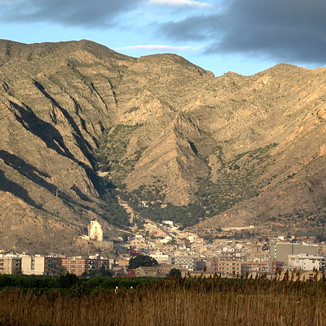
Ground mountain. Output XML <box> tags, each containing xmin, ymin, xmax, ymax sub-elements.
<box><xmin>0</xmin><ymin>39</ymin><xmax>325</xmax><ymax>252</ymax></box>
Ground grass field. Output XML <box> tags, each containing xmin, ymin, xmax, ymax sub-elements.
<box><xmin>0</xmin><ymin>275</ymin><xmax>325</xmax><ymax>326</ymax></box>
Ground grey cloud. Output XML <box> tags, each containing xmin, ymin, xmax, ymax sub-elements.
<box><xmin>0</xmin><ymin>0</ymin><xmax>144</xmax><ymax>27</ymax></box>
<box><xmin>160</xmin><ymin>15</ymin><xmax>220</xmax><ymax>41</ymax></box>
<box><xmin>160</xmin><ymin>0</ymin><xmax>326</xmax><ymax>64</ymax></box>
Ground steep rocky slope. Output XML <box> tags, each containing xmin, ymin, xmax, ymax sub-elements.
<box><xmin>0</xmin><ymin>39</ymin><xmax>325</xmax><ymax>252</ymax></box>
<box><xmin>0</xmin><ymin>40</ymin><xmax>134</xmax><ymax>253</ymax></box>
<box><xmin>192</xmin><ymin>65</ymin><xmax>326</xmax><ymax>235</ymax></box>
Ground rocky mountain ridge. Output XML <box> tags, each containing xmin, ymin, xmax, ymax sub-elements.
<box><xmin>0</xmin><ymin>39</ymin><xmax>325</xmax><ymax>253</ymax></box>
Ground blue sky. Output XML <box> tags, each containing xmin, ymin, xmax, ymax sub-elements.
<box><xmin>0</xmin><ymin>0</ymin><xmax>325</xmax><ymax>76</ymax></box>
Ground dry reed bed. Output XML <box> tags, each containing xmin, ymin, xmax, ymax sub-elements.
<box><xmin>0</xmin><ymin>279</ymin><xmax>325</xmax><ymax>326</ymax></box>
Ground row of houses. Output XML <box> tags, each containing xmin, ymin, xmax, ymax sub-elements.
<box><xmin>146</xmin><ymin>241</ymin><xmax>326</xmax><ymax>276</ymax></box>
<box><xmin>0</xmin><ymin>253</ymin><xmax>202</xmax><ymax>277</ymax></box>
<box><xmin>209</xmin><ymin>258</ymin><xmax>284</xmax><ymax>275</ymax></box>
<box><xmin>1</xmin><ymin>240</ymin><xmax>325</xmax><ymax>277</ymax></box>
<box><xmin>0</xmin><ymin>255</ymin><xmax>113</xmax><ymax>276</ymax></box>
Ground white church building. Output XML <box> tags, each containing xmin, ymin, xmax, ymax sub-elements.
<box><xmin>88</xmin><ymin>219</ymin><xmax>103</xmax><ymax>242</ymax></box>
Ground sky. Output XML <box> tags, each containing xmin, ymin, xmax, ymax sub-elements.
<box><xmin>0</xmin><ymin>0</ymin><xmax>325</xmax><ymax>76</ymax></box>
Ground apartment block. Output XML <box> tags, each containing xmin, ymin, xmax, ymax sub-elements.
<box><xmin>61</xmin><ymin>257</ymin><xmax>111</xmax><ymax>276</ymax></box>
<box><xmin>241</xmin><ymin>261</ymin><xmax>269</xmax><ymax>274</ymax></box>
<box><xmin>288</xmin><ymin>254</ymin><xmax>326</xmax><ymax>271</ymax></box>
<box><xmin>62</xmin><ymin>257</ymin><xmax>88</xmax><ymax>276</ymax></box>
<box><xmin>219</xmin><ymin>249</ymin><xmax>242</xmax><ymax>261</ymax></box>
<box><xmin>172</xmin><ymin>256</ymin><xmax>198</xmax><ymax>271</ymax></box>
<box><xmin>21</xmin><ymin>255</ymin><xmax>45</xmax><ymax>275</ymax></box>
<box><xmin>44</xmin><ymin>257</ymin><xmax>63</xmax><ymax>275</ymax></box>
<box><xmin>86</xmin><ymin>257</ymin><xmax>111</xmax><ymax>273</ymax></box>
<box><xmin>0</xmin><ymin>256</ymin><xmax>22</xmax><ymax>274</ymax></box>
<box><xmin>269</xmin><ymin>242</ymin><xmax>318</xmax><ymax>264</ymax></box>
<box><xmin>216</xmin><ymin>260</ymin><xmax>242</xmax><ymax>275</ymax></box>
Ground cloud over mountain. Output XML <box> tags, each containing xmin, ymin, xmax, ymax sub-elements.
<box><xmin>159</xmin><ymin>0</ymin><xmax>326</xmax><ymax>64</ymax></box>
<box><xmin>0</xmin><ymin>0</ymin><xmax>144</xmax><ymax>27</ymax></box>
<box><xmin>117</xmin><ymin>44</ymin><xmax>200</xmax><ymax>52</ymax></box>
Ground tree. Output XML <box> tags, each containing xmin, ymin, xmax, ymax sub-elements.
<box><xmin>89</xmin><ymin>265</ymin><xmax>113</xmax><ymax>277</ymax></box>
<box><xmin>56</xmin><ymin>265</ymin><xmax>67</xmax><ymax>276</ymax></box>
<box><xmin>128</xmin><ymin>254</ymin><xmax>158</xmax><ymax>270</ymax></box>
<box><xmin>58</xmin><ymin>272</ymin><xmax>78</xmax><ymax>288</ymax></box>
<box><xmin>168</xmin><ymin>268</ymin><xmax>182</xmax><ymax>278</ymax></box>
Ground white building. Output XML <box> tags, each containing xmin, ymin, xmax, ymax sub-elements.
<box><xmin>288</xmin><ymin>253</ymin><xmax>325</xmax><ymax>271</ymax></box>
<box><xmin>150</xmin><ymin>252</ymin><xmax>171</xmax><ymax>264</ymax></box>
<box><xmin>88</xmin><ymin>219</ymin><xmax>103</xmax><ymax>241</ymax></box>
<box><xmin>0</xmin><ymin>255</ymin><xmax>22</xmax><ymax>274</ymax></box>
<box><xmin>20</xmin><ymin>255</ymin><xmax>45</xmax><ymax>275</ymax></box>
<box><xmin>172</xmin><ymin>256</ymin><xmax>198</xmax><ymax>271</ymax></box>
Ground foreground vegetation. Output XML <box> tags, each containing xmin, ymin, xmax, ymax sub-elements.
<box><xmin>0</xmin><ymin>275</ymin><xmax>325</xmax><ymax>326</ymax></box>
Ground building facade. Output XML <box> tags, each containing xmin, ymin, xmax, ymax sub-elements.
<box><xmin>0</xmin><ymin>256</ymin><xmax>22</xmax><ymax>274</ymax></box>
<box><xmin>44</xmin><ymin>257</ymin><xmax>63</xmax><ymax>275</ymax></box>
<box><xmin>88</xmin><ymin>219</ymin><xmax>103</xmax><ymax>241</ymax></box>
<box><xmin>150</xmin><ymin>252</ymin><xmax>171</xmax><ymax>264</ymax></box>
<box><xmin>172</xmin><ymin>256</ymin><xmax>199</xmax><ymax>271</ymax></box>
<box><xmin>61</xmin><ymin>257</ymin><xmax>111</xmax><ymax>276</ymax></box>
<box><xmin>216</xmin><ymin>260</ymin><xmax>242</xmax><ymax>275</ymax></box>
<box><xmin>21</xmin><ymin>255</ymin><xmax>45</xmax><ymax>275</ymax></box>
<box><xmin>288</xmin><ymin>254</ymin><xmax>326</xmax><ymax>271</ymax></box>
<box><xmin>219</xmin><ymin>249</ymin><xmax>242</xmax><ymax>261</ymax></box>
<box><xmin>269</xmin><ymin>242</ymin><xmax>318</xmax><ymax>264</ymax></box>
<box><xmin>210</xmin><ymin>259</ymin><xmax>279</xmax><ymax>276</ymax></box>
<box><xmin>241</xmin><ymin>261</ymin><xmax>269</xmax><ymax>275</ymax></box>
